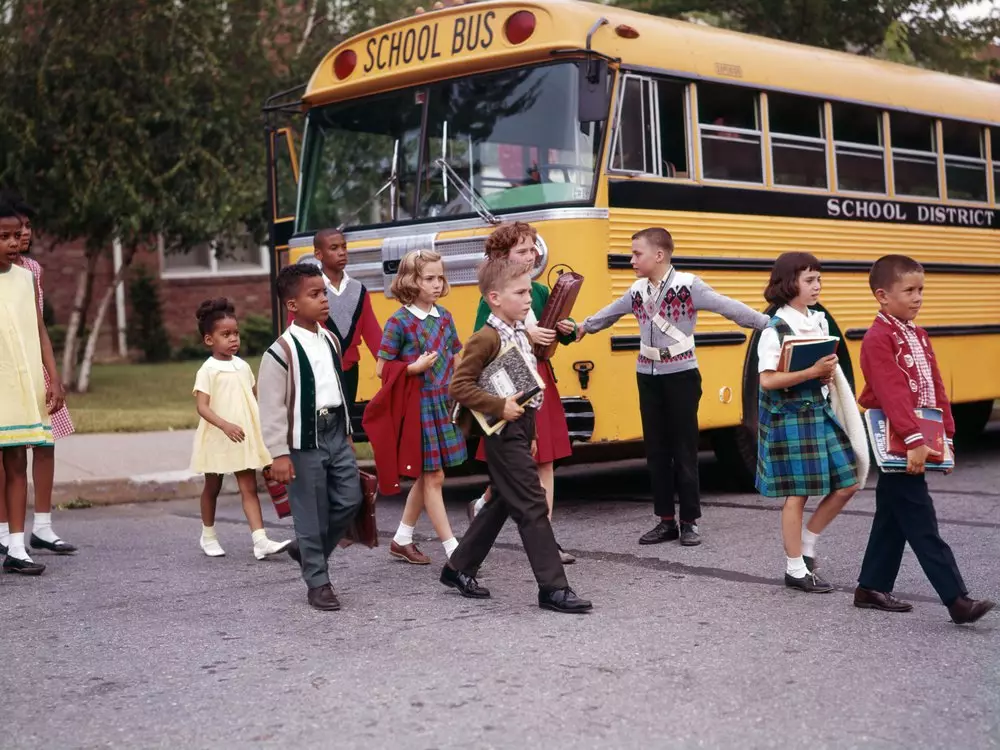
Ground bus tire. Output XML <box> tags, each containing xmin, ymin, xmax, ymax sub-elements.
<box><xmin>952</xmin><ymin>400</ymin><xmax>993</xmax><ymax>443</ymax></box>
<box><xmin>710</xmin><ymin>425</ymin><xmax>757</xmax><ymax>491</ymax></box>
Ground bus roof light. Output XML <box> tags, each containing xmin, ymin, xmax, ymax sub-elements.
<box><xmin>615</xmin><ymin>24</ymin><xmax>640</xmax><ymax>39</ymax></box>
<box><xmin>333</xmin><ymin>50</ymin><xmax>357</xmax><ymax>80</ymax></box>
<box><xmin>504</xmin><ymin>10</ymin><xmax>536</xmax><ymax>45</ymax></box>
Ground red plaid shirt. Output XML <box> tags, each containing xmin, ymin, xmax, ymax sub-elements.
<box><xmin>883</xmin><ymin>313</ymin><xmax>936</xmax><ymax>408</ymax></box>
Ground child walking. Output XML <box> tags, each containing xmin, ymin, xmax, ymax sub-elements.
<box><xmin>467</xmin><ymin>221</ymin><xmax>577</xmax><ymax>565</ymax></box>
<box><xmin>0</xmin><ymin>202</ymin><xmax>64</xmax><ymax>575</ymax></box>
<box><xmin>190</xmin><ymin>298</ymin><xmax>292</xmax><ymax>560</ymax></box>
<box><xmin>756</xmin><ymin>252</ymin><xmax>863</xmax><ymax>593</ymax></box>
<box><xmin>855</xmin><ymin>255</ymin><xmax>994</xmax><ymax>624</ymax></box>
<box><xmin>577</xmin><ymin>227</ymin><xmax>768</xmax><ymax>546</ymax></box>
<box><xmin>376</xmin><ymin>249</ymin><xmax>465</xmax><ymax>564</ymax></box>
<box><xmin>446</xmin><ymin>258</ymin><xmax>591</xmax><ymax>613</ymax></box>
<box><xmin>258</xmin><ymin>264</ymin><xmax>363</xmax><ymax>612</ymax></box>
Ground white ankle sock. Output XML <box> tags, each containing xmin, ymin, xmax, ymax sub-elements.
<box><xmin>7</xmin><ymin>532</ymin><xmax>30</xmax><ymax>561</ymax></box>
<box><xmin>251</xmin><ymin>529</ymin><xmax>268</xmax><ymax>545</ymax></box>
<box><xmin>393</xmin><ymin>523</ymin><xmax>415</xmax><ymax>546</ymax></box>
<box><xmin>786</xmin><ymin>556</ymin><xmax>808</xmax><ymax>578</ymax></box>
<box><xmin>32</xmin><ymin>512</ymin><xmax>60</xmax><ymax>543</ymax></box>
<box><xmin>201</xmin><ymin>525</ymin><xmax>218</xmax><ymax>539</ymax></box>
<box><xmin>442</xmin><ymin>537</ymin><xmax>459</xmax><ymax>557</ymax></box>
<box><xmin>473</xmin><ymin>495</ymin><xmax>487</xmax><ymax>514</ymax></box>
<box><xmin>0</xmin><ymin>522</ymin><xmax>9</xmax><ymax>547</ymax></box>
<box><xmin>802</xmin><ymin>530</ymin><xmax>819</xmax><ymax>558</ymax></box>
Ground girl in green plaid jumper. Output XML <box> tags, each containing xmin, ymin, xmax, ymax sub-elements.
<box><xmin>756</xmin><ymin>253</ymin><xmax>860</xmax><ymax>594</ymax></box>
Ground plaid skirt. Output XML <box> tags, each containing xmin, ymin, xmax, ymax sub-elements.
<box><xmin>756</xmin><ymin>390</ymin><xmax>857</xmax><ymax>498</ymax></box>
<box><xmin>420</xmin><ymin>384</ymin><xmax>467</xmax><ymax>472</ymax></box>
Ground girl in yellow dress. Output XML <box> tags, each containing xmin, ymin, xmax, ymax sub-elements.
<box><xmin>190</xmin><ymin>298</ymin><xmax>292</xmax><ymax>560</ymax></box>
<box><xmin>0</xmin><ymin>204</ymin><xmax>63</xmax><ymax>575</ymax></box>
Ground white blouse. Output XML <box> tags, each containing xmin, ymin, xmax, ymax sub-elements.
<box><xmin>758</xmin><ymin>305</ymin><xmax>831</xmax><ymax>396</ymax></box>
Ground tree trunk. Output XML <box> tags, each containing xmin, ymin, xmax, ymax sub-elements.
<box><xmin>61</xmin><ymin>249</ymin><xmax>99</xmax><ymax>386</ymax></box>
<box><xmin>75</xmin><ymin>245</ymin><xmax>136</xmax><ymax>393</ymax></box>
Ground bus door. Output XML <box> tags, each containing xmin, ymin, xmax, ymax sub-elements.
<box><xmin>265</xmin><ymin>125</ymin><xmax>300</xmax><ymax>331</ymax></box>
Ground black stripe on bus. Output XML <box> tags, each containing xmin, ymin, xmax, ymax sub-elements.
<box><xmin>610</xmin><ymin>332</ymin><xmax>748</xmax><ymax>351</ymax></box>
<box><xmin>845</xmin><ymin>324</ymin><xmax>1000</xmax><ymax>341</ymax></box>
<box><xmin>607</xmin><ymin>255</ymin><xmax>1000</xmax><ymax>275</ymax></box>
<box><xmin>607</xmin><ymin>180</ymin><xmax>999</xmax><ymax>230</ymax></box>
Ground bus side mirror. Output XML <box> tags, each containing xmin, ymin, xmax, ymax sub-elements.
<box><xmin>578</xmin><ymin>61</ymin><xmax>610</xmax><ymax>123</ymax></box>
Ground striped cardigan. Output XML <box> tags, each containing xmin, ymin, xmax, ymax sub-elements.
<box><xmin>258</xmin><ymin>326</ymin><xmax>352</xmax><ymax>458</ymax></box>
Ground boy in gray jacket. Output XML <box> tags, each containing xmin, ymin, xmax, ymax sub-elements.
<box><xmin>258</xmin><ymin>263</ymin><xmax>362</xmax><ymax>611</ymax></box>
<box><xmin>578</xmin><ymin>228</ymin><xmax>768</xmax><ymax>546</ymax></box>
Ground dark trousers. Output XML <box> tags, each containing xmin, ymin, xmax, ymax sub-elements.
<box><xmin>858</xmin><ymin>471</ymin><xmax>967</xmax><ymax>606</ymax></box>
<box><xmin>341</xmin><ymin>364</ymin><xmax>360</xmax><ymax>408</ymax></box>
<box><xmin>450</xmin><ymin>411</ymin><xmax>569</xmax><ymax>592</ymax></box>
<box><xmin>636</xmin><ymin>369</ymin><xmax>702</xmax><ymax>522</ymax></box>
<box><xmin>288</xmin><ymin>411</ymin><xmax>363</xmax><ymax>589</ymax></box>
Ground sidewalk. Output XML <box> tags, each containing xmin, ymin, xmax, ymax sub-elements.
<box><xmin>34</xmin><ymin>430</ymin><xmax>373</xmax><ymax>507</ymax></box>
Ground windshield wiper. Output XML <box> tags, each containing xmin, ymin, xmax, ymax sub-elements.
<box><xmin>337</xmin><ymin>140</ymin><xmax>400</xmax><ymax>230</ymax></box>
<box><xmin>434</xmin><ymin>157</ymin><xmax>499</xmax><ymax>226</ymax></box>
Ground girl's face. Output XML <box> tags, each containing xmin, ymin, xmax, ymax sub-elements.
<box><xmin>204</xmin><ymin>316</ymin><xmax>241</xmax><ymax>360</ymax></box>
<box><xmin>415</xmin><ymin>260</ymin><xmax>446</xmax><ymax>305</ymax></box>
<box><xmin>793</xmin><ymin>268</ymin><xmax>822</xmax><ymax>308</ymax></box>
<box><xmin>507</xmin><ymin>235</ymin><xmax>538</xmax><ymax>265</ymax></box>
<box><xmin>18</xmin><ymin>217</ymin><xmax>32</xmax><ymax>253</ymax></box>
<box><xmin>0</xmin><ymin>217</ymin><xmax>21</xmax><ymax>271</ymax></box>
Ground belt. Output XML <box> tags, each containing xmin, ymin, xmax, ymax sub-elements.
<box><xmin>317</xmin><ymin>406</ymin><xmax>341</xmax><ymax>417</ymax></box>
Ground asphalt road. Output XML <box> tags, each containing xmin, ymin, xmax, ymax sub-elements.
<box><xmin>3</xmin><ymin>431</ymin><xmax>999</xmax><ymax>749</ymax></box>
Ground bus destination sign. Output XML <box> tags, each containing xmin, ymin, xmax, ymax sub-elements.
<box><xmin>362</xmin><ymin>10</ymin><xmax>498</xmax><ymax>74</ymax></box>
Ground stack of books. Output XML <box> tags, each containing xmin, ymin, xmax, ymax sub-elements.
<box><xmin>864</xmin><ymin>407</ymin><xmax>954</xmax><ymax>472</ymax></box>
<box><xmin>472</xmin><ymin>343</ymin><xmax>546</xmax><ymax>436</ymax></box>
<box><xmin>777</xmin><ymin>335</ymin><xmax>839</xmax><ymax>391</ymax></box>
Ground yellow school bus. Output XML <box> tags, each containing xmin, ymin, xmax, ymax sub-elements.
<box><xmin>264</xmin><ymin>0</ymin><xmax>1000</xmax><ymax>481</ymax></box>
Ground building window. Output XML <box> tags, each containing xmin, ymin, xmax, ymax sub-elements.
<box><xmin>697</xmin><ymin>83</ymin><xmax>763</xmax><ymax>183</ymax></box>
<box><xmin>941</xmin><ymin>120</ymin><xmax>987</xmax><ymax>203</ymax></box>
<box><xmin>890</xmin><ymin>113</ymin><xmax>939</xmax><ymax>198</ymax></box>
<box><xmin>767</xmin><ymin>93</ymin><xmax>827</xmax><ymax>189</ymax></box>
<box><xmin>161</xmin><ymin>233</ymin><xmax>270</xmax><ymax>278</ymax></box>
<box><xmin>832</xmin><ymin>102</ymin><xmax>885</xmax><ymax>194</ymax></box>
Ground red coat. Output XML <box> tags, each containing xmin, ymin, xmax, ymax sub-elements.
<box><xmin>858</xmin><ymin>313</ymin><xmax>954</xmax><ymax>449</ymax></box>
<box><xmin>362</xmin><ymin>360</ymin><xmax>422</xmax><ymax>495</ymax></box>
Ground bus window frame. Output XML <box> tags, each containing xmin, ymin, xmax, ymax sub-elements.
<box><xmin>830</xmin><ymin>102</ymin><xmax>888</xmax><ymax>197</ymax></box>
<box><xmin>890</xmin><ymin>111</ymin><xmax>940</xmax><ymax>200</ymax></box>
<box><xmin>694</xmin><ymin>82</ymin><xmax>766</xmax><ymax>187</ymax></box>
<box><xmin>940</xmin><ymin>119</ymin><xmax>990</xmax><ymax>205</ymax></box>
<box><xmin>765</xmin><ymin>92</ymin><xmax>830</xmax><ymax>192</ymax></box>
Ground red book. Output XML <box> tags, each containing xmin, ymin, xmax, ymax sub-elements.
<box><xmin>887</xmin><ymin>410</ymin><xmax>946</xmax><ymax>463</ymax></box>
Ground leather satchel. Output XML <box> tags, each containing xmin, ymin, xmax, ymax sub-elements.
<box><xmin>534</xmin><ymin>271</ymin><xmax>584</xmax><ymax>360</ymax></box>
<box><xmin>342</xmin><ymin>469</ymin><xmax>379</xmax><ymax>548</ymax></box>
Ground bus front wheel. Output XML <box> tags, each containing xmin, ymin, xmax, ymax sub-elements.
<box><xmin>710</xmin><ymin>425</ymin><xmax>757</xmax><ymax>491</ymax></box>
<box><xmin>952</xmin><ymin>400</ymin><xmax>994</xmax><ymax>443</ymax></box>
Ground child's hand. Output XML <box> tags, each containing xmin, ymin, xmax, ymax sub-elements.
<box><xmin>222</xmin><ymin>422</ymin><xmax>246</xmax><ymax>443</ymax></box>
<box><xmin>809</xmin><ymin>354</ymin><xmax>838</xmax><ymax>382</ymax></box>
<box><xmin>575</xmin><ymin>327</ymin><xmax>587</xmax><ymax>342</ymax></box>
<box><xmin>502</xmin><ymin>393</ymin><xmax>525</xmax><ymax>422</ymax></box>
<box><xmin>530</xmin><ymin>439</ymin><xmax>538</xmax><ymax>459</ymax></box>
<box><xmin>46</xmin><ymin>379</ymin><xmax>66</xmax><ymax>414</ymax></box>
<box><xmin>408</xmin><ymin>351</ymin><xmax>438</xmax><ymax>374</ymax></box>
<box><xmin>555</xmin><ymin>319</ymin><xmax>575</xmax><ymax>336</ymax></box>
<box><xmin>527</xmin><ymin>324</ymin><xmax>556</xmax><ymax>347</ymax></box>
<box><xmin>270</xmin><ymin>456</ymin><xmax>295</xmax><ymax>484</ymax></box>
<box><xmin>906</xmin><ymin>444</ymin><xmax>940</xmax><ymax>475</ymax></box>
<box><xmin>945</xmin><ymin>444</ymin><xmax>955</xmax><ymax>475</ymax></box>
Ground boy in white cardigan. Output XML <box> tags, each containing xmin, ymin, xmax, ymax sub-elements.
<box><xmin>258</xmin><ymin>264</ymin><xmax>362</xmax><ymax>612</ymax></box>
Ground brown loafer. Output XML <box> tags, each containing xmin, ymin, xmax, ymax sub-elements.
<box><xmin>307</xmin><ymin>583</ymin><xmax>341</xmax><ymax>611</ymax></box>
<box><xmin>854</xmin><ymin>586</ymin><xmax>913</xmax><ymax>612</ymax></box>
<box><xmin>948</xmin><ymin>596</ymin><xmax>996</xmax><ymax>625</ymax></box>
<box><xmin>390</xmin><ymin>540</ymin><xmax>431</xmax><ymax>565</ymax></box>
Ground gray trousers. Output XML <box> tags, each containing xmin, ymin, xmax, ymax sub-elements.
<box><xmin>288</xmin><ymin>411</ymin><xmax>362</xmax><ymax>589</ymax></box>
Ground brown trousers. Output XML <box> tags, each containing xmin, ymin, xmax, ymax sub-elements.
<box><xmin>450</xmin><ymin>410</ymin><xmax>569</xmax><ymax>592</ymax></box>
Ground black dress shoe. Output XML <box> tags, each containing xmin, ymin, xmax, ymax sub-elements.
<box><xmin>307</xmin><ymin>583</ymin><xmax>341</xmax><ymax>611</ymax></box>
<box><xmin>287</xmin><ymin>540</ymin><xmax>302</xmax><ymax>566</ymax></box>
<box><xmin>784</xmin><ymin>571</ymin><xmax>834</xmax><ymax>593</ymax></box>
<box><xmin>948</xmin><ymin>596</ymin><xmax>996</xmax><ymax>625</ymax></box>
<box><xmin>3</xmin><ymin>555</ymin><xmax>46</xmax><ymax>576</ymax></box>
<box><xmin>30</xmin><ymin>534</ymin><xmax>77</xmax><ymax>555</ymax></box>
<box><xmin>638</xmin><ymin>520</ymin><xmax>679</xmax><ymax>545</ymax></box>
<box><xmin>854</xmin><ymin>586</ymin><xmax>913</xmax><ymax>612</ymax></box>
<box><xmin>803</xmin><ymin>555</ymin><xmax>816</xmax><ymax>573</ymax></box>
<box><xmin>539</xmin><ymin>587</ymin><xmax>593</xmax><ymax>614</ymax></box>
<box><xmin>679</xmin><ymin>523</ymin><xmax>701</xmax><ymax>547</ymax></box>
<box><xmin>440</xmin><ymin>565</ymin><xmax>490</xmax><ymax>599</ymax></box>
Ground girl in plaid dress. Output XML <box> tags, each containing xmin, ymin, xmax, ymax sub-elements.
<box><xmin>376</xmin><ymin>250</ymin><xmax>465</xmax><ymax>564</ymax></box>
<box><xmin>756</xmin><ymin>252</ymin><xmax>860</xmax><ymax>594</ymax></box>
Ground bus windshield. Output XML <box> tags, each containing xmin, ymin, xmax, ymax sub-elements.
<box><xmin>297</xmin><ymin>61</ymin><xmax>607</xmax><ymax>232</ymax></box>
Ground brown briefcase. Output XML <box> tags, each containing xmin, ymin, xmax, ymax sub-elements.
<box><xmin>534</xmin><ymin>271</ymin><xmax>584</xmax><ymax>361</ymax></box>
<box><xmin>342</xmin><ymin>469</ymin><xmax>379</xmax><ymax>549</ymax></box>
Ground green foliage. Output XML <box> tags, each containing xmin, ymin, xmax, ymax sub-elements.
<box><xmin>128</xmin><ymin>266</ymin><xmax>172</xmax><ymax>363</ymax></box>
<box><xmin>240</xmin><ymin>314</ymin><xmax>275</xmax><ymax>357</ymax></box>
<box><xmin>173</xmin><ymin>336</ymin><xmax>207</xmax><ymax>362</ymax></box>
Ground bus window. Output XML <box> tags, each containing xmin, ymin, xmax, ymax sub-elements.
<box><xmin>832</xmin><ymin>102</ymin><xmax>885</xmax><ymax>194</ymax></box>
<box><xmin>656</xmin><ymin>80</ymin><xmax>689</xmax><ymax>178</ymax></box>
<box><xmin>891</xmin><ymin>113</ymin><xmax>939</xmax><ymax>198</ymax></box>
<box><xmin>767</xmin><ymin>93</ymin><xmax>826</xmax><ymax>189</ymax></box>
<box><xmin>697</xmin><ymin>83</ymin><xmax>763</xmax><ymax>183</ymax></box>
<box><xmin>611</xmin><ymin>76</ymin><xmax>655</xmax><ymax>173</ymax></box>
<box><xmin>942</xmin><ymin>120</ymin><xmax>988</xmax><ymax>203</ymax></box>
<box><xmin>993</xmin><ymin>127</ymin><xmax>1000</xmax><ymax>202</ymax></box>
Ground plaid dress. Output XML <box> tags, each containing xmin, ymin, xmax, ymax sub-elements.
<box><xmin>378</xmin><ymin>306</ymin><xmax>466</xmax><ymax>472</ymax></box>
<box><xmin>756</xmin><ymin>317</ymin><xmax>856</xmax><ymax>498</ymax></box>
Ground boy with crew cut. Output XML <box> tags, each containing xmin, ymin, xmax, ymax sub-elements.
<box><xmin>854</xmin><ymin>254</ymin><xmax>994</xmax><ymax>624</ymax></box>
<box><xmin>446</xmin><ymin>258</ymin><xmax>592</xmax><ymax>614</ymax></box>
<box><xmin>258</xmin><ymin>264</ymin><xmax>363</xmax><ymax>612</ymax></box>
<box><xmin>577</xmin><ymin>227</ymin><xmax>769</xmax><ymax>547</ymax></box>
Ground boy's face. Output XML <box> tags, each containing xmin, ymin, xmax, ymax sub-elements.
<box><xmin>875</xmin><ymin>271</ymin><xmax>924</xmax><ymax>321</ymax></box>
<box><xmin>314</xmin><ymin>233</ymin><xmax>348</xmax><ymax>274</ymax></box>
<box><xmin>630</xmin><ymin>237</ymin><xmax>667</xmax><ymax>278</ymax></box>
<box><xmin>507</xmin><ymin>234</ymin><xmax>538</xmax><ymax>266</ymax></box>
<box><xmin>18</xmin><ymin>217</ymin><xmax>32</xmax><ymax>252</ymax></box>
<box><xmin>286</xmin><ymin>276</ymin><xmax>330</xmax><ymax>323</ymax></box>
<box><xmin>0</xmin><ymin>217</ymin><xmax>21</xmax><ymax>270</ymax></box>
<box><xmin>488</xmin><ymin>272</ymin><xmax>533</xmax><ymax>323</ymax></box>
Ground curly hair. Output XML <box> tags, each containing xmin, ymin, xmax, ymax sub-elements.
<box><xmin>390</xmin><ymin>249</ymin><xmax>449</xmax><ymax>305</ymax></box>
<box><xmin>195</xmin><ymin>297</ymin><xmax>237</xmax><ymax>337</ymax></box>
<box><xmin>276</xmin><ymin>263</ymin><xmax>322</xmax><ymax>303</ymax></box>
<box><xmin>484</xmin><ymin>221</ymin><xmax>537</xmax><ymax>260</ymax></box>
<box><xmin>764</xmin><ymin>252</ymin><xmax>822</xmax><ymax>306</ymax></box>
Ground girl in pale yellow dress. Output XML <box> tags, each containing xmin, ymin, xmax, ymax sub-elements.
<box><xmin>0</xmin><ymin>204</ymin><xmax>63</xmax><ymax>576</ymax></box>
<box><xmin>190</xmin><ymin>298</ymin><xmax>292</xmax><ymax>560</ymax></box>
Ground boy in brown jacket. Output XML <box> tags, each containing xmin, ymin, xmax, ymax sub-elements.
<box><xmin>445</xmin><ymin>259</ymin><xmax>592</xmax><ymax>614</ymax></box>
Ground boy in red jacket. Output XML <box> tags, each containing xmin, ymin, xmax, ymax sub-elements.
<box><xmin>855</xmin><ymin>255</ymin><xmax>994</xmax><ymax>624</ymax></box>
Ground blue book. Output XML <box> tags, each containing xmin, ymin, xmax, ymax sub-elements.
<box><xmin>778</xmin><ymin>336</ymin><xmax>840</xmax><ymax>391</ymax></box>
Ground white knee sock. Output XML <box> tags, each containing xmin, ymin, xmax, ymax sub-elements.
<box><xmin>7</xmin><ymin>532</ymin><xmax>31</xmax><ymax>561</ymax></box>
<box><xmin>32</xmin><ymin>512</ymin><xmax>60</xmax><ymax>543</ymax></box>
<box><xmin>393</xmin><ymin>523</ymin><xmax>415</xmax><ymax>546</ymax></box>
<box><xmin>0</xmin><ymin>522</ymin><xmax>9</xmax><ymax>548</ymax></box>
<box><xmin>802</xmin><ymin>530</ymin><xmax>819</xmax><ymax>558</ymax></box>
<box><xmin>786</xmin><ymin>556</ymin><xmax>808</xmax><ymax>578</ymax></box>
<box><xmin>442</xmin><ymin>537</ymin><xmax>459</xmax><ymax>557</ymax></box>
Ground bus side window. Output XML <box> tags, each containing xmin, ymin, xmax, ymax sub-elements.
<box><xmin>697</xmin><ymin>83</ymin><xmax>763</xmax><ymax>183</ymax></box>
<box><xmin>832</xmin><ymin>102</ymin><xmax>886</xmax><ymax>194</ymax></box>
<box><xmin>992</xmin><ymin>127</ymin><xmax>999</xmax><ymax>202</ymax></box>
<box><xmin>612</xmin><ymin>76</ymin><xmax>654</xmax><ymax>173</ymax></box>
<box><xmin>941</xmin><ymin>120</ymin><xmax>988</xmax><ymax>203</ymax></box>
<box><xmin>656</xmin><ymin>80</ymin><xmax>689</xmax><ymax>178</ymax></box>
<box><xmin>891</xmin><ymin>112</ymin><xmax>939</xmax><ymax>198</ymax></box>
<box><xmin>768</xmin><ymin>93</ymin><xmax>827</xmax><ymax>190</ymax></box>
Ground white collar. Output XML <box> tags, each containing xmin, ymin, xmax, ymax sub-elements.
<box><xmin>288</xmin><ymin>323</ymin><xmax>325</xmax><ymax>342</ymax></box>
<box><xmin>202</xmin><ymin>356</ymin><xmax>245</xmax><ymax>372</ymax></box>
<box><xmin>323</xmin><ymin>271</ymin><xmax>350</xmax><ymax>297</ymax></box>
<box><xmin>776</xmin><ymin>304</ymin><xmax>825</xmax><ymax>332</ymax></box>
<box><xmin>405</xmin><ymin>304</ymin><xmax>440</xmax><ymax>321</ymax></box>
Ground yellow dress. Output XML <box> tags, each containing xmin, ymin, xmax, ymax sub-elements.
<box><xmin>0</xmin><ymin>265</ymin><xmax>52</xmax><ymax>448</ymax></box>
<box><xmin>189</xmin><ymin>356</ymin><xmax>272</xmax><ymax>474</ymax></box>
